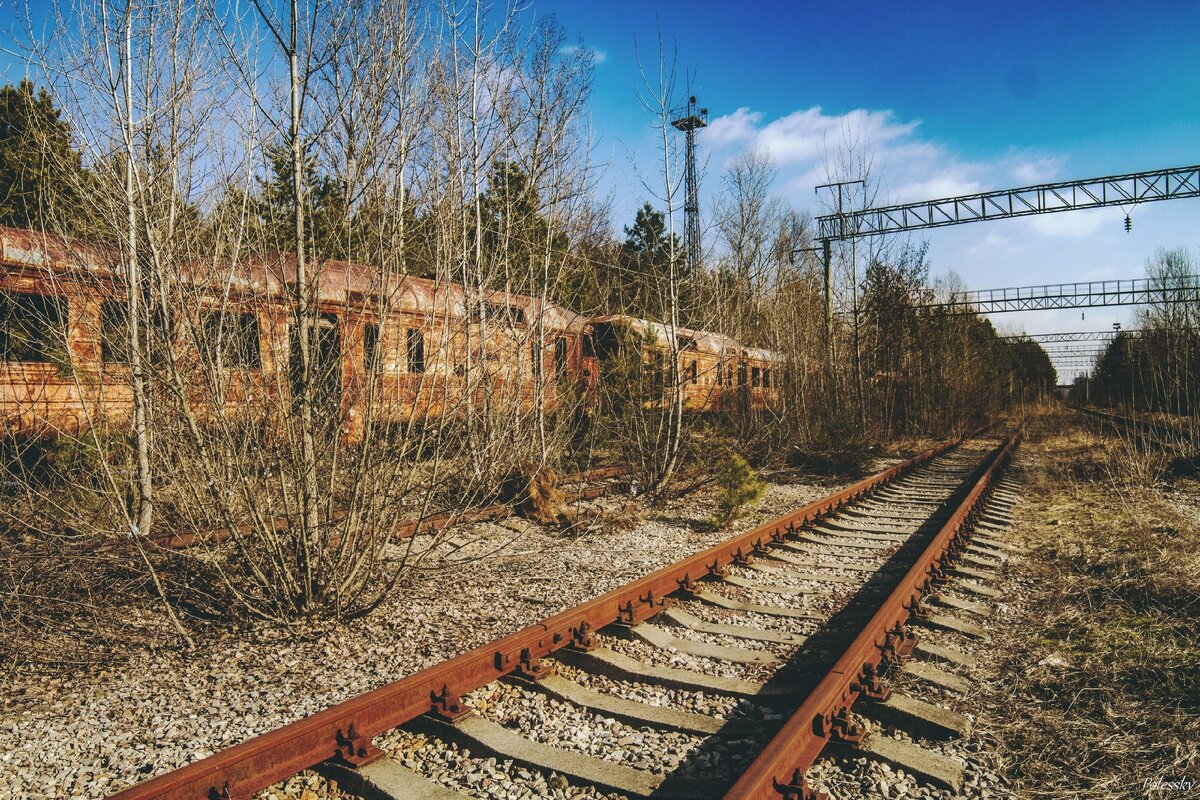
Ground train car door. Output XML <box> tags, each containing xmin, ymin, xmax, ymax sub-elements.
<box><xmin>291</xmin><ymin>312</ymin><xmax>343</xmax><ymax>413</ymax></box>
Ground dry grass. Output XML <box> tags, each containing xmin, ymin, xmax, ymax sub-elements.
<box><xmin>500</xmin><ymin>464</ymin><xmax>567</xmax><ymax>525</ymax></box>
<box><xmin>984</xmin><ymin>407</ymin><xmax>1200</xmax><ymax>797</ymax></box>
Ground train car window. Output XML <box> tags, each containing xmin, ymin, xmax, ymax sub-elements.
<box><xmin>582</xmin><ymin>332</ymin><xmax>595</xmax><ymax>358</ymax></box>
<box><xmin>687</xmin><ymin>359</ymin><xmax>698</xmax><ymax>384</ymax></box>
<box><xmin>100</xmin><ymin>300</ymin><xmax>130</xmax><ymax>364</ymax></box>
<box><xmin>751</xmin><ymin>367</ymin><xmax>761</xmax><ymax>387</ymax></box>
<box><xmin>485</xmin><ymin>303</ymin><xmax>525</xmax><ymax>326</ymax></box>
<box><xmin>0</xmin><ymin>292</ymin><xmax>68</xmax><ymax>364</ymax></box>
<box><xmin>363</xmin><ymin>323</ymin><xmax>380</xmax><ymax>374</ymax></box>
<box><xmin>406</xmin><ymin>328</ymin><xmax>425</xmax><ymax>373</ymax></box>
<box><xmin>737</xmin><ymin>364</ymin><xmax>747</xmax><ymax>386</ymax></box>
<box><xmin>715</xmin><ymin>362</ymin><xmax>723</xmax><ymax>385</ymax></box>
<box><xmin>148</xmin><ymin>306</ymin><xmax>175</xmax><ymax>362</ymax></box>
<box><xmin>650</xmin><ymin>352</ymin><xmax>666</xmax><ymax>392</ymax></box>
<box><xmin>591</xmin><ymin>322</ymin><xmax>620</xmax><ymax>360</ymax></box>
<box><xmin>531</xmin><ymin>339</ymin><xmax>543</xmax><ymax>377</ymax></box>
<box><xmin>554</xmin><ymin>337</ymin><xmax>569</xmax><ymax>382</ymax></box>
<box><xmin>762</xmin><ymin>369</ymin><xmax>770</xmax><ymax>389</ymax></box>
<box><xmin>202</xmin><ymin>310</ymin><xmax>261</xmax><ymax>369</ymax></box>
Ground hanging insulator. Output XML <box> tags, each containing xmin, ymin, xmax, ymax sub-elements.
<box><xmin>1124</xmin><ymin>214</ymin><xmax>1132</xmax><ymax>232</ymax></box>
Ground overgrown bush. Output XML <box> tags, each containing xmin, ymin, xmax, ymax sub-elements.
<box><xmin>712</xmin><ymin>453</ymin><xmax>766</xmax><ymax>529</ymax></box>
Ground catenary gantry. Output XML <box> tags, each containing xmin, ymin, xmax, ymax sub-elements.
<box><xmin>816</xmin><ymin>164</ymin><xmax>1200</xmax><ymax>240</ymax></box>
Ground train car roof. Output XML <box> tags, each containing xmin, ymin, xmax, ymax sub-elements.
<box><xmin>0</xmin><ymin>226</ymin><xmax>587</xmax><ymax>332</ymax></box>
<box><xmin>590</xmin><ymin>314</ymin><xmax>786</xmax><ymax>363</ymax></box>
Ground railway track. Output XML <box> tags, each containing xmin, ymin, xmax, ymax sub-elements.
<box><xmin>1077</xmin><ymin>406</ymin><xmax>1197</xmax><ymax>452</ymax></box>
<box><xmin>109</xmin><ymin>432</ymin><xmax>1022</xmax><ymax>800</ymax></box>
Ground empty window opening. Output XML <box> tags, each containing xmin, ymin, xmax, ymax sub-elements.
<box><xmin>490</xmin><ymin>303</ymin><xmax>525</xmax><ymax>326</ymax></box>
<box><xmin>687</xmin><ymin>359</ymin><xmax>698</xmax><ymax>384</ymax></box>
<box><xmin>363</xmin><ymin>323</ymin><xmax>380</xmax><ymax>374</ymax></box>
<box><xmin>203</xmin><ymin>310</ymin><xmax>261</xmax><ymax>369</ymax></box>
<box><xmin>650</xmin><ymin>352</ymin><xmax>667</xmax><ymax>392</ymax></box>
<box><xmin>0</xmin><ymin>292</ymin><xmax>68</xmax><ymax>364</ymax></box>
<box><xmin>531</xmin><ymin>339</ymin><xmax>543</xmax><ymax>377</ymax></box>
<box><xmin>406</xmin><ymin>328</ymin><xmax>425</xmax><ymax>373</ymax></box>
<box><xmin>101</xmin><ymin>300</ymin><xmax>130</xmax><ymax>365</ymax></box>
<box><xmin>554</xmin><ymin>337</ymin><xmax>569</xmax><ymax>382</ymax></box>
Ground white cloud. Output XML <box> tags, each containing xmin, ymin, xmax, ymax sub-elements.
<box><xmin>559</xmin><ymin>45</ymin><xmax>607</xmax><ymax>65</ymax></box>
<box><xmin>700</xmin><ymin>104</ymin><xmax>1085</xmax><ymax>251</ymax></box>
<box><xmin>983</xmin><ymin>230</ymin><xmax>1011</xmax><ymax>248</ymax></box>
<box><xmin>1024</xmin><ymin>208</ymin><xmax>1110</xmax><ymax>238</ymax></box>
<box><xmin>1004</xmin><ymin>154</ymin><xmax>1062</xmax><ymax>184</ymax></box>
<box><xmin>891</xmin><ymin>170</ymin><xmax>981</xmax><ymax>203</ymax></box>
<box><xmin>702</xmin><ymin>105</ymin><xmax>962</xmax><ymax>209</ymax></box>
<box><xmin>965</xmin><ymin>229</ymin><xmax>1014</xmax><ymax>257</ymax></box>
<box><xmin>712</xmin><ymin>106</ymin><xmax>921</xmax><ymax>167</ymax></box>
<box><xmin>703</xmin><ymin>106</ymin><xmax>762</xmax><ymax>148</ymax></box>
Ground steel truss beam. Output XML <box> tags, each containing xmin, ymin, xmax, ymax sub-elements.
<box><xmin>816</xmin><ymin>164</ymin><xmax>1200</xmax><ymax>240</ymax></box>
<box><xmin>917</xmin><ymin>275</ymin><xmax>1200</xmax><ymax>315</ymax></box>
<box><xmin>1000</xmin><ymin>330</ymin><xmax>1130</xmax><ymax>343</ymax></box>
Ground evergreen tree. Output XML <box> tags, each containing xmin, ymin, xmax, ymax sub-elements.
<box><xmin>256</xmin><ymin>141</ymin><xmax>348</xmax><ymax>260</ymax></box>
<box><xmin>478</xmin><ymin>160</ymin><xmax>569</xmax><ymax>296</ymax></box>
<box><xmin>0</xmin><ymin>80</ymin><xmax>98</xmax><ymax>235</ymax></box>
<box><xmin>619</xmin><ymin>202</ymin><xmax>680</xmax><ymax>320</ymax></box>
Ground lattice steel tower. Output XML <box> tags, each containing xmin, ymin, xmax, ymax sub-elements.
<box><xmin>672</xmin><ymin>96</ymin><xmax>707</xmax><ymax>282</ymax></box>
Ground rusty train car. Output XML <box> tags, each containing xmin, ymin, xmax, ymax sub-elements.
<box><xmin>0</xmin><ymin>226</ymin><xmax>594</xmax><ymax>442</ymax></box>
<box><xmin>1</xmin><ymin>226</ymin><xmax>782</xmax><ymax>441</ymax></box>
<box><xmin>589</xmin><ymin>315</ymin><xmax>785</xmax><ymax>412</ymax></box>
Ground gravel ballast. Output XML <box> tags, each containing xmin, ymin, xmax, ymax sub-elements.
<box><xmin>0</xmin><ymin>474</ymin><xmax>843</xmax><ymax>799</ymax></box>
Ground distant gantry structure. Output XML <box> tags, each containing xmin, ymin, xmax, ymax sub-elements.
<box><xmin>815</xmin><ymin>163</ymin><xmax>1200</xmax><ymax>240</ymax></box>
<box><xmin>803</xmin><ymin>163</ymin><xmax>1200</xmax><ymax>352</ymax></box>
<box><xmin>1000</xmin><ymin>330</ymin><xmax>1133</xmax><ymax>343</ymax></box>
<box><xmin>911</xmin><ymin>274</ymin><xmax>1200</xmax><ymax>315</ymax></box>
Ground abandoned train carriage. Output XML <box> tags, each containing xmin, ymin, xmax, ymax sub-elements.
<box><xmin>0</xmin><ymin>226</ymin><xmax>594</xmax><ymax>441</ymax></box>
<box><xmin>588</xmin><ymin>314</ymin><xmax>785</xmax><ymax>412</ymax></box>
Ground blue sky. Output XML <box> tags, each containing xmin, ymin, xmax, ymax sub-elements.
<box><xmin>526</xmin><ymin>0</ymin><xmax>1200</xmax><ymax>378</ymax></box>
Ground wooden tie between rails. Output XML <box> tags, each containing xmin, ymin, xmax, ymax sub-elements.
<box><xmin>107</xmin><ymin>430</ymin><xmax>1021</xmax><ymax>800</ymax></box>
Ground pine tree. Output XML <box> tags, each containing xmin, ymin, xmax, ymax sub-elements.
<box><xmin>256</xmin><ymin>141</ymin><xmax>348</xmax><ymax>259</ymax></box>
<box><xmin>0</xmin><ymin>80</ymin><xmax>98</xmax><ymax>235</ymax></box>
<box><xmin>619</xmin><ymin>202</ymin><xmax>680</xmax><ymax>320</ymax></box>
<box><xmin>478</xmin><ymin>160</ymin><xmax>569</xmax><ymax>296</ymax></box>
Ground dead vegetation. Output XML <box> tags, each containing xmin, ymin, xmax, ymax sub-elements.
<box><xmin>984</xmin><ymin>406</ymin><xmax>1200</xmax><ymax>797</ymax></box>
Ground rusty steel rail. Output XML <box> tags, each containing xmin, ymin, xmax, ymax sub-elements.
<box><xmin>723</xmin><ymin>431</ymin><xmax>1021</xmax><ymax>800</ymax></box>
<box><xmin>108</xmin><ymin>438</ymin><xmax>964</xmax><ymax>799</ymax></box>
<box><xmin>1077</xmin><ymin>407</ymin><xmax>1197</xmax><ymax>451</ymax></box>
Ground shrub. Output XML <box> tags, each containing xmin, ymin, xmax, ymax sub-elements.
<box><xmin>712</xmin><ymin>453</ymin><xmax>766</xmax><ymax>529</ymax></box>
